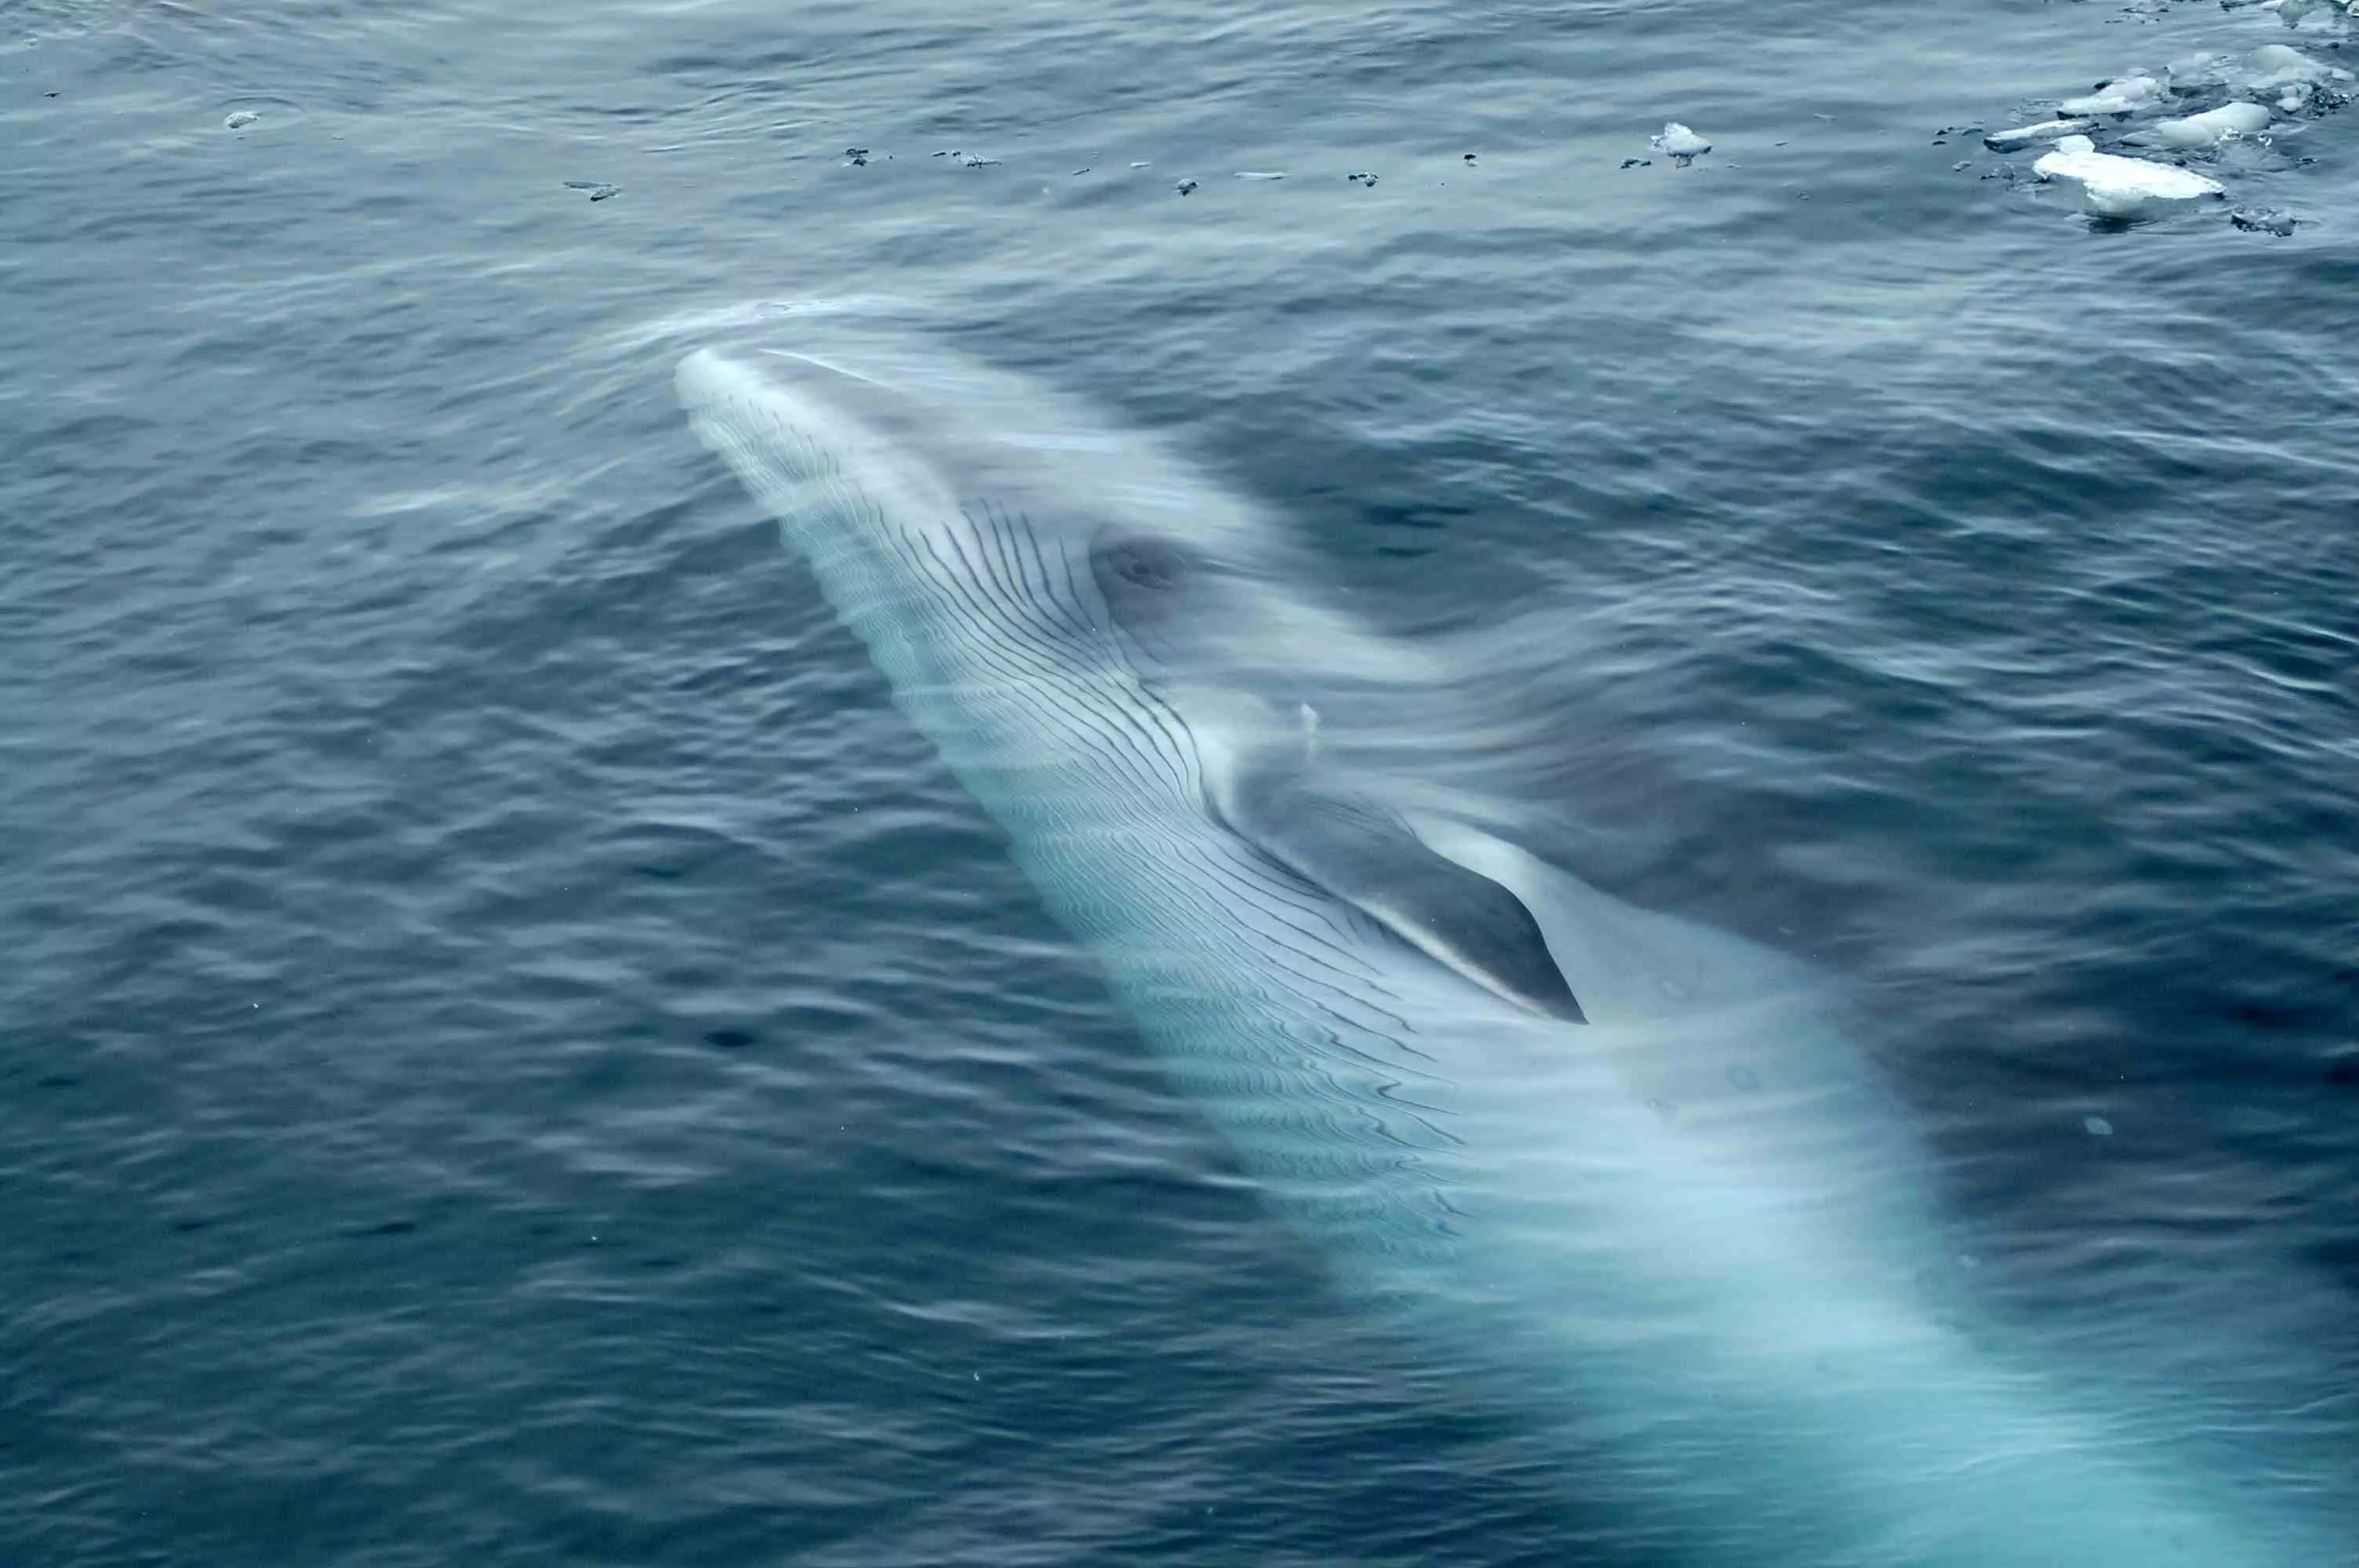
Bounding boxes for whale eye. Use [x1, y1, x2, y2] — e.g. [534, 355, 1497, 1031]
[1098, 537, 1187, 591]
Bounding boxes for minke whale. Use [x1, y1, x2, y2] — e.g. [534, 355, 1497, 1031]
[677, 327, 2346, 1566]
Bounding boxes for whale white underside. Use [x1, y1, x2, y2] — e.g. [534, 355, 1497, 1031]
[676, 332, 2348, 1566]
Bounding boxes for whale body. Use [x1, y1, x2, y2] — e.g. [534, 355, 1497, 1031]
[676, 327, 2345, 1566]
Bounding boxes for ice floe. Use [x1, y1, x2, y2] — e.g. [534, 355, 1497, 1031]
[1983, 118, 2099, 151]
[2059, 74, 2163, 117]
[2261, 0, 2359, 27]
[1651, 122, 1711, 162]
[1965, 5, 2352, 234]
[2244, 42, 2352, 109]
[2034, 135, 2224, 218]
[2128, 100, 2273, 150]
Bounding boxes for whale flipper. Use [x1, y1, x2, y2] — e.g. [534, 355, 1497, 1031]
[1219, 768, 1587, 1024]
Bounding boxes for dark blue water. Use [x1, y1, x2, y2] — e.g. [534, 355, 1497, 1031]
[7, 1, 2357, 1563]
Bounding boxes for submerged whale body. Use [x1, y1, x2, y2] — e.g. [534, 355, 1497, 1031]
[676, 327, 2346, 1566]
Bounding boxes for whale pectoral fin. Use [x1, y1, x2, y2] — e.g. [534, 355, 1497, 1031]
[1223, 776, 1587, 1024]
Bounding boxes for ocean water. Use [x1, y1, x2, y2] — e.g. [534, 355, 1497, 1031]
[6, 0, 2358, 1563]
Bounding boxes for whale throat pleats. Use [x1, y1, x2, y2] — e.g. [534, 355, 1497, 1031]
[1219, 768, 1587, 1024]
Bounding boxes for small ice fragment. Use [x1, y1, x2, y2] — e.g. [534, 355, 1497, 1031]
[2085, 1116, 2114, 1137]
[1070, 166, 1091, 176]
[224, 109, 260, 129]
[1346, 170, 1379, 185]
[2133, 101, 2271, 149]
[2059, 74, 2161, 117]
[1652, 121, 1711, 160]
[1233, 169, 1285, 180]
[563, 180, 620, 200]
[588, 184, 619, 201]
[960, 153, 1000, 167]
[2034, 135, 2223, 217]
[1619, 156, 1651, 169]
[2231, 205, 2299, 234]
[1175, 177, 1198, 194]
[1129, 160, 1150, 168]
[1953, 159, 1973, 172]
[1983, 118, 2099, 151]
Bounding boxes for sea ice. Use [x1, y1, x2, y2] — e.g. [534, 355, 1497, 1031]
[1651, 122, 1711, 161]
[2058, 74, 2161, 116]
[2133, 101, 2273, 149]
[2264, 0, 2359, 27]
[2034, 134, 2224, 217]
[2244, 42, 2350, 90]
[1983, 118, 2099, 151]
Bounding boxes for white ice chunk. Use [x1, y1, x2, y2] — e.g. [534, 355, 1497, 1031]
[1983, 118, 2099, 151]
[2133, 101, 2273, 149]
[2034, 135, 2224, 218]
[1651, 122, 1712, 158]
[2244, 43, 2350, 90]
[2165, 53, 2233, 91]
[2058, 74, 2161, 116]
[2266, 0, 2355, 26]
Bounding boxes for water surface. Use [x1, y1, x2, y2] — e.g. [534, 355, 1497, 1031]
[6, 1, 2357, 1563]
